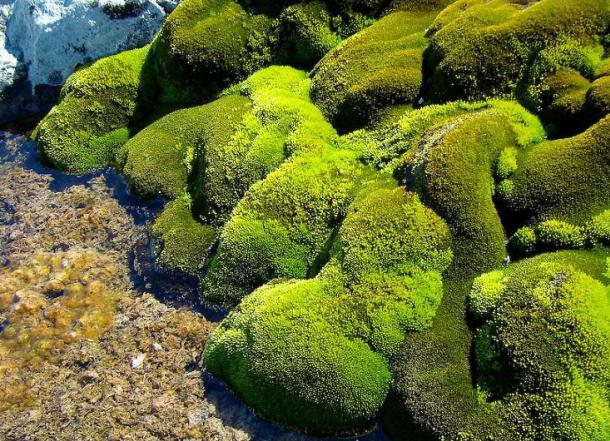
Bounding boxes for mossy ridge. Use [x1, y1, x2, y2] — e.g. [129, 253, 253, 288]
[425, 0, 610, 103]
[150, 197, 217, 275]
[383, 102, 545, 440]
[34, 46, 154, 173]
[191, 67, 335, 226]
[468, 250, 610, 440]
[503, 114, 610, 227]
[116, 94, 251, 199]
[311, 10, 436, 133]
[205, 180, 453, 433]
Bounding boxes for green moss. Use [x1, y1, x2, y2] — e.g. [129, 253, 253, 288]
[117, 94, 251, 199]
[588, 210, 610, 244]
[151, 197, 216, 275]
[587, 75, 610, 117]
[34, 46, 154, 172]
[406, 109, 513, 277]
[201, 146, 368, 306]
[152, 0, 276, 105]
[468, 270, 506, 321]
[507, 226, 537, 257]
[425, 0, 610, 102]
[275, 1, 342, 68]
[205, 274, 392, 434]
[337, 183, 452, 279]
[311, 10, 437, 132]
[495, 146, 518, 180]
[535, 219, 587, 250]
[386, 249, 610, 440]
[204, 182, 452, 433]
[469, 255, 610, 440]
[506, 115, 610, 225]
[191, 67, 335, 225]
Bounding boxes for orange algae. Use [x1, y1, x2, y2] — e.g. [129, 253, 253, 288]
[0, 249, 121, 410]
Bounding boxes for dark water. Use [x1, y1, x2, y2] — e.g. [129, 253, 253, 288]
[0, 130, 391, 441]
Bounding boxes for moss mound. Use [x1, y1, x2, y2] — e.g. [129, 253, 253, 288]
[468, 253, 610, 440]
[150, 197, 217, 275]
[205, 182, 452, 433]
[504, 115, 610, 226]
[152, 0, 276, 105]
[424, 0, 610, 103]
[310, 10, 433, 132]
[34, 46, 154, 172]
[117, 94, 251, 199]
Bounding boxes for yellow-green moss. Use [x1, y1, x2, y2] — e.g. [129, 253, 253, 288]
[34, 46, 154, 172]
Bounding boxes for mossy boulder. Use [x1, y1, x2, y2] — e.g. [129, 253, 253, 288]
[505, 115, 610, 225]
[310, 10, 434, 132]
[201, 146, 368, 306]
[151, 197, 217, 275]
[152, 0, 276, 105]
[469, 254, 610, 440]
[34, 46, 154, 172]
[205, 182, 452, 433]
[425, 0, 610, 103]
[117, 94, 251, 199]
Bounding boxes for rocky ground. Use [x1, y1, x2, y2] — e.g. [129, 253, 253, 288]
[0, 132, 250, 440]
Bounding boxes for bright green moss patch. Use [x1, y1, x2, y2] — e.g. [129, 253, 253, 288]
[535, 219, 587, 251]
[34, 46, 154, 172]
[201, 146, 368, 306]
[205, 182, 452, 433]
[151, 197, 217, 275]
[191, 67, 335, 225]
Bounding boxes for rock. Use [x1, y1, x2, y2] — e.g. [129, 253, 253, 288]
[0, 0, 179, 123]
[130, 353, 145, 369]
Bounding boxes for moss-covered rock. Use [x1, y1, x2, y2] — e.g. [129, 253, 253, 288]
[506, 115, 610, 225]
[190, 67, 334, 226]
[310, 10, 434, 132]
[152, 0, 276, 105]
[151, 197, 217, 275]
[34, 46, 154, 172]
[205, 182, 452, 433]
[117, 94, 251, 199]
[201, 146, 368, 306]
[425, 0, 610, 103]
[469, 254, 610, 440]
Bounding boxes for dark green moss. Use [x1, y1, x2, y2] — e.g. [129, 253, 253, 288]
[152, 0, 276, 105]
[151, 197, 217, 275]
[469, 253, 610, 440]
[310, 10, 437, 132]
[425, 0, 610, 103]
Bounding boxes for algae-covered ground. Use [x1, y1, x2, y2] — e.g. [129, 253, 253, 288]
[5, 0, 610, 439]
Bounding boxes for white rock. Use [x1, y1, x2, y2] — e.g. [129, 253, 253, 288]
[6, 0, 167, 89]
[0, 3, 18, 95]
[130, 353, 145, 368]
[0, 0, 179, 120]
